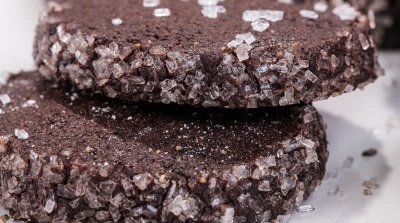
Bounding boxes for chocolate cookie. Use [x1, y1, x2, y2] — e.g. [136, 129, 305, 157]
[0, 71, 328, 222]
[34, 0, 381, 108]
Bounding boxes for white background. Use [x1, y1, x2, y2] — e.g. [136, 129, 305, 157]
[0, 1, 399, 222]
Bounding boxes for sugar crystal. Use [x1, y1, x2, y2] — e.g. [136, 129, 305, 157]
[168, 195, 198, 220]
[15, 129, 29, 140]
[147, 205, 158, 213]
[51, 41, 62, 56]
[305, 148, 318, 164]
[330, 54, 339, 68]
[305, 70, 318, 83]
[368, 9, 376, 29]
[235, 43, 253, 62]
[150, 45, 167, 55]
[201, 6, 218, 18]
[111, 18, 123, 25]
[296, 205, 315, 213]
[276, 214, 291, 223]
[132, 173, 153, 190]
[0, 94, 11, 105]
[236, 32, 256, 44]
[252, 19, 270, 32]
[220, 207, 234, 223]
[314, 1, 328, 12]
[154, 8, 171, 17]
[243, 10, 284, 22]
[333, 3, 360, 21]
[299, 60, 309, 68]
[300, 10, 319, 19]
[197, 0, 218, 6]
[358, 33, 370, 50]
[232, 165, 250, 180]
[44, 199, 56, 213]
[343, 84, 354, 93]
[227, 39, 243, 48]
[143, 0, 160, 7]
[258, 180, 271, 191]
[278, 0, 292, 4]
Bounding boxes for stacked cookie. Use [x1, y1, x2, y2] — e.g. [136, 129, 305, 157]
[0, 0, 381, 222]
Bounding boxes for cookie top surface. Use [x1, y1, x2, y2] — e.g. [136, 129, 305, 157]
[35, 0, 380, 108]
[50, 0, 343, 53]
[0, 71, 328, 222]
[0, 71, 323, 167]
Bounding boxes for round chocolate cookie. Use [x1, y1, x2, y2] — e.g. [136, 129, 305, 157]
[34, 0, 381, 108]
[0, 72, 328, 222]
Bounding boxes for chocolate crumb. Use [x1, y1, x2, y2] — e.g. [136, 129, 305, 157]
[362, 148, 378, 157]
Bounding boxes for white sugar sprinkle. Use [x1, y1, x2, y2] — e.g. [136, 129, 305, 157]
[198, 1, 225, 18]
[22, 100, 37, 108]
[358, 33, 370, 50]
[227, 38, 243, 48]
[0, 94, 11, 105]
[368, 9, 376, 29]
[235, 43, 253, 62]
[235, 32, 256, 44]
[111, 18, 123, 26]
[332, 3, 360, 21]
[0, 72, 10, 85]
[300, 10, 319, 19]
[252, 19, 270, 32]
[277, 0, 292, 4]
[314, 1, 328, 12]
[296, 205, 315, 213]
[15, 129, 29, 140]
[197, 0, 218, 6]
[154, 8, 171, 17]
[243, 10, 284, 22]
[201, 6, 218, 18]
[143, 0, 160, 7]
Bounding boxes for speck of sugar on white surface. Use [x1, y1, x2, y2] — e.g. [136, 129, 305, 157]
[111, 18, 123, 25]
[300, 10, 319, 19]
[296, 205, 315, 213]
[15, 129, 29, 140]
[154, 8, 171, 17]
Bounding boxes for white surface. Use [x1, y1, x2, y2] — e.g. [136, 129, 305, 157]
[0, 1, 399, 222]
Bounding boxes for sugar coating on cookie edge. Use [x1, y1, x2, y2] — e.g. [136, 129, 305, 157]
[0, 72, 328, 222]
[34, 0, 382, 109]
